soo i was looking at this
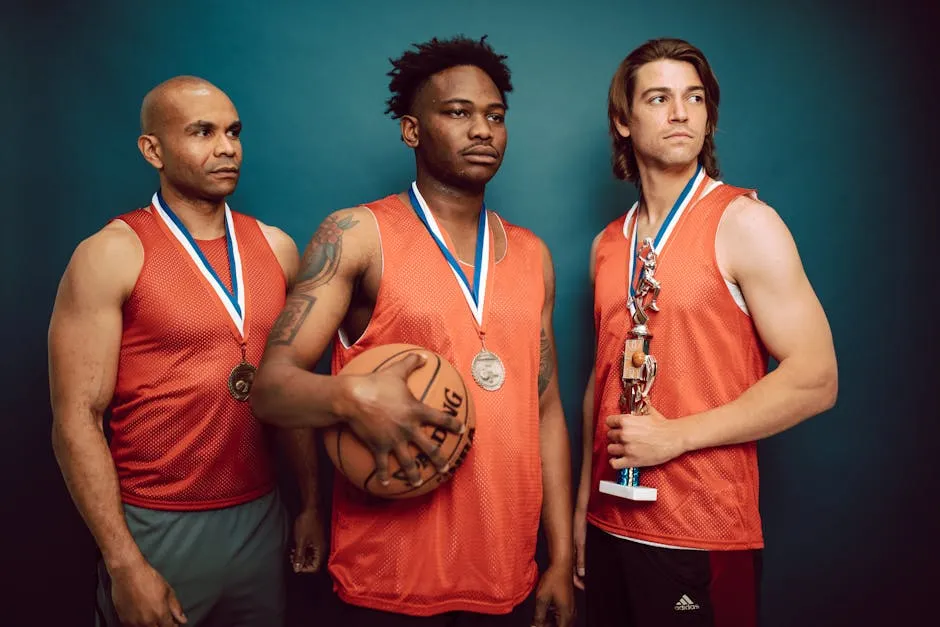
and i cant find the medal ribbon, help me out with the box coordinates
[152,191,246,337]
[409,182,490,327]
[625,163,705,301]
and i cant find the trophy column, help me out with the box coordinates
[599,238,660,502]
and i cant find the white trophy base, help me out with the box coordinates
[599,480,658,501]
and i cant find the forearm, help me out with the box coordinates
[278,428,321,511]
[51,413,143,571]
[539,407,573,567]
[575,373,595,512]
[252,360,353,429]
[679,354,837,452]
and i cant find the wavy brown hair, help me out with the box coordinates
[608,38,720,183]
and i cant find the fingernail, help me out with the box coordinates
[441,463,450,473]
[578,568,585,576]
[381,479,390,486]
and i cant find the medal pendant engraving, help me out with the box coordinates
[228,362,256,401]
[471,349,505,391]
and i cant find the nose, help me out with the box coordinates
[215,133,237,157]
[669,98,689,123]
[469,113,493,141]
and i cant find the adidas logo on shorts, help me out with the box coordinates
[674,594,701,611]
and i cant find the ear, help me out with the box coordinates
[137,134,164,170]
[612,115,631,140]
[400,115,419,148]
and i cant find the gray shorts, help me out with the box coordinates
[95,490,288,627]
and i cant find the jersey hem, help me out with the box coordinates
[120,483,274,512]
[334,571,538,617]
[586,514,764,551]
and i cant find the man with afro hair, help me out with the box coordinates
[252,35,575,627]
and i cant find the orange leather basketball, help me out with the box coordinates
[323,344,476,499]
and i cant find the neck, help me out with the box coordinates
[158,181,227,239]
[413,170,484,231]
[636,160,699,225]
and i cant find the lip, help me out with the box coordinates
[210,168,240,176]
[664,133,694,140]
[463,153,499,164]
[462,146,500,158]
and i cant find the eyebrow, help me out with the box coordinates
[439,98,507,110]
[639,85,705,98]
[184,120,215,132]
[184,120,242,132]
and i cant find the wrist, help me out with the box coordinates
[331,376,361,424]
[103,548,146,574]
[298,498,321,515]
[674,414,698,455]
[549,550,574,571]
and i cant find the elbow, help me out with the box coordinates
[815,361,839,414]
[50,419,63,460]
[250,365,302,428]
[249,374,278,425]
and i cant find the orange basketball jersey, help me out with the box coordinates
[109,205,285,511]
[588,182,768,550]
[329,194,544,616]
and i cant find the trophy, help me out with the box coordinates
[599,237,660,501]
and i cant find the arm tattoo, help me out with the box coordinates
[267,294,315,346]
[538,328,554,396]
[267,214,359,347]
[295,214,359,289]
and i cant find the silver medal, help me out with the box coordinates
[471,349,505,391]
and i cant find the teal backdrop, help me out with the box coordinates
[3,1,937,625]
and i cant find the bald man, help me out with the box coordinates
[49,76,323,627]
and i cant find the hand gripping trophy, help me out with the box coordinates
[599,237,660,501]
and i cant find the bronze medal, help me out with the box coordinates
[228,362,256,401]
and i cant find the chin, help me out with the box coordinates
[454,166,498,188]
[208,181,239,198]
[658,151,701,171]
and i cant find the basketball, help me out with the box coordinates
[323,344,476,499]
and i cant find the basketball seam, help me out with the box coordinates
[358,349,467,497]
[361,348,440,496]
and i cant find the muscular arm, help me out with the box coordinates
[251,210,372,428]
[49,223,145,572]
[537,241,573,570]
[253,207,462,486]
[676,197,838,451]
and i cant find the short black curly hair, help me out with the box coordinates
[385,35,513,119]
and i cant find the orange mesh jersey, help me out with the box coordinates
[329,194,544,615]
[588,182,769,550]
[109,206,285,511]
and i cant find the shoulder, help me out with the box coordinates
[719,193,791,242]
[317,206,380,247]
[590,213,628,282]
[301,205,381,278]
[76,219,143,270]
[717,193,801,283]
[61,220,143,303]
[492,211,541,251]
[255,220,300,283]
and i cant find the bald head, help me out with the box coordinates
[137,75,243,202]
[140,76,229,135]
